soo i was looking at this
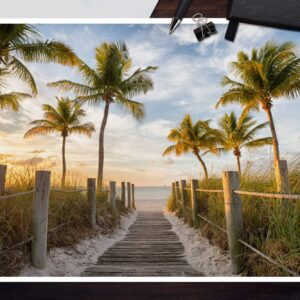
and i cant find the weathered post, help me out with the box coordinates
[172,182,176,199]
[191,179,200,225]
[180,180,188,217]
[87,178,96,229]
[127,182,132,209]
[175,181,181,207]
[0,164,7,196]
[110,181,117,213]
[131,183,136,210]
[121,181,126,207]
[32,171,51,269]
[222,171,244,274]
[275,160,291,206]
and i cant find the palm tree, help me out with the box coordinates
[48,42,157,188]
[162,114,219,180]
[24,97,95,187]
[0,67,31,111]
[215,111,272,175]
[216,41,300,165]
[0,24,78,96]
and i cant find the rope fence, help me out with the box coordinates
[50,188,87,193]
[0,237,35,257]
[0,165,136,273]
[197,211,298,277]
[0,222,70,257]
[234,190,300,200]
[172,171,299,276]
[0,190,35,201]
[196,188,223,194]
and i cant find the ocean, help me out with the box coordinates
[134,186,172,200]
[116,186,171,211]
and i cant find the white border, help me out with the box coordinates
[0,17,298,282]
[0,277,299,282]
[0,18,228,24]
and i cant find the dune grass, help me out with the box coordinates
[0,164,129,276]
[167,164,300,276]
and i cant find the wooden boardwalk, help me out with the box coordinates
[82,211,202,276]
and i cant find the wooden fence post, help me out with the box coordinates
[131,183,136,210]
[121,182,126,207]
[127,182,132,209]
[175,181,180,206]
[191,179,200,225]
[32,171,51,269]
[0,164,7,196]
[172,182,176,199]
[222,171,244,274]
[180,180,187,216]
[87,178,96,229]
[110,181,116,213]
[275,160,291,204]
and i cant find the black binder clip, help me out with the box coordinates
[192,13,217,42]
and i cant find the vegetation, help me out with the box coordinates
[165,41,300,276]
[0,23,299,277]
[0,24,78,96]
[24,97,95,187]
[0,63,32,111]
[0,163,128,276]
[48,42,158,188]
[163,114,219,180]
[167,164,300,276]
[215,111,272,175]
[216,41,300,172]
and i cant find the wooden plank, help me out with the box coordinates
[151,0,229,18]
[82,210,201,276]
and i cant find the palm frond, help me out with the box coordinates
[244,137,273,150]
[162,145,177,157]
[121,66,158,97]
[14,40,78,66]
[47,80,96,95]
[24,125,56,138]
[216,87,257,108]
[69,123,95,137]
[114,96,145,120]
[8,56,37,96]
[0,92,31,111]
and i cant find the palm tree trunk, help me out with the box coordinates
[265,108,280,163]
[97,101,110,189]
[236,155,241,176]
[61,135,67,188]
[194,151,208,181]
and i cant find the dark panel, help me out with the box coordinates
[225,0,300,41]
[151,0,229,18]
[0,283,299,300]
[229,0,300,27]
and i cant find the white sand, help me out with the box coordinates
[20,212,137,277]
[164,212,234,277]
[138,199,234,276]
[20,197,234,277]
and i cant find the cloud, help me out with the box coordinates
[31,149,46,154]
[0,23,299,185]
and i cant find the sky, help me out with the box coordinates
[1,23,300,186]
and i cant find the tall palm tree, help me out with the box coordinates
[24,97,95,187]
[162,114,219,180]
[216,41,300,165]
[48,42,157,188]
[0,67,31,111]
[215,111,272,175]
[0,24,78,96]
